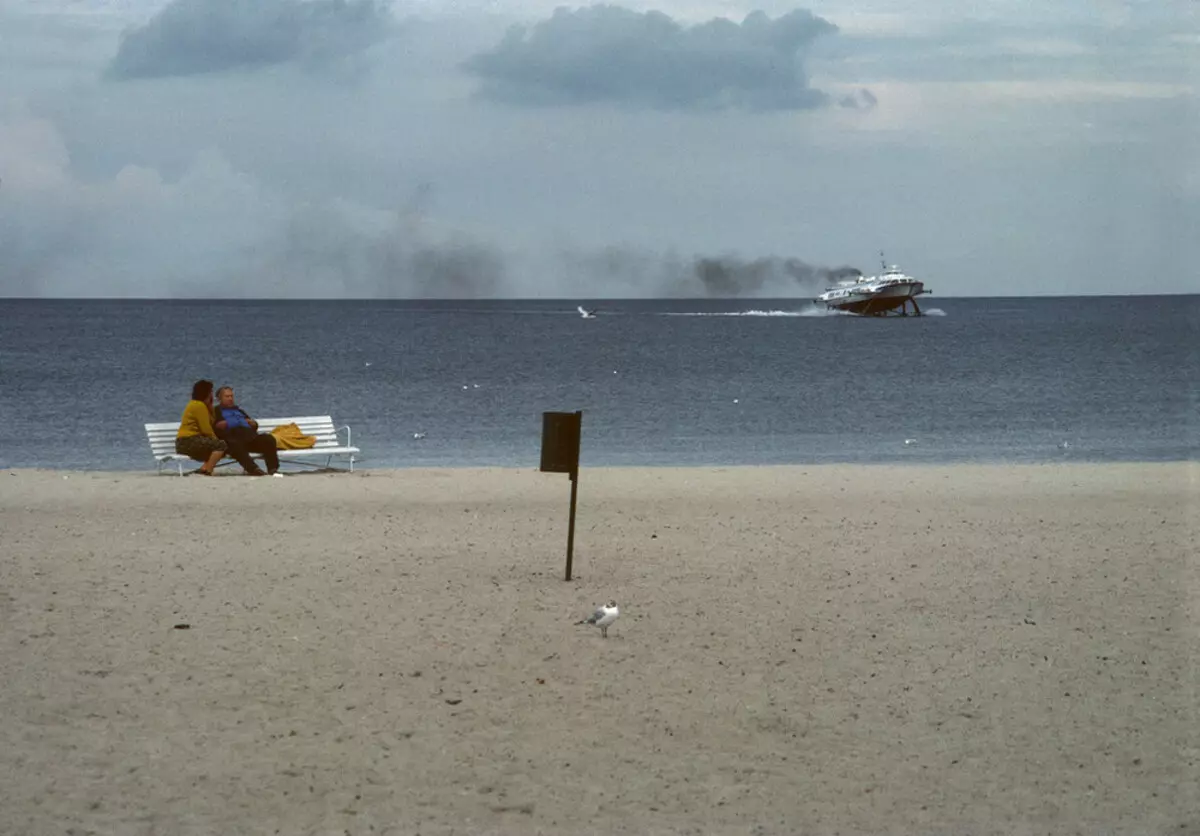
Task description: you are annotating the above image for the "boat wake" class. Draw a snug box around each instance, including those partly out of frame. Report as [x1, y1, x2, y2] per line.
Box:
[663, 308, 848, 317]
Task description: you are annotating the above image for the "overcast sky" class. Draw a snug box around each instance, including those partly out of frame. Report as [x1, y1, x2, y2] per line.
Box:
[1, 0, 1196, 297]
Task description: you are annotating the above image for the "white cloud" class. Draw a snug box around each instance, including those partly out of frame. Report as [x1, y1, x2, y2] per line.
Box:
[0, 106, 286, 294]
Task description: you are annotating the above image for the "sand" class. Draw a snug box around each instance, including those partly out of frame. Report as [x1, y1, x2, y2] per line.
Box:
[0, 463, 1196, 835]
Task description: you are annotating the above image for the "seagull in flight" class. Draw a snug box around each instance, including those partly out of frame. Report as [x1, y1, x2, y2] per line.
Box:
[577, 305, 596, 319]
[577, 600, 619, 638]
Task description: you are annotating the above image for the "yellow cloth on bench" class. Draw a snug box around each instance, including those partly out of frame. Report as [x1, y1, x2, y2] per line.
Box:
[271, 423, 318, 450]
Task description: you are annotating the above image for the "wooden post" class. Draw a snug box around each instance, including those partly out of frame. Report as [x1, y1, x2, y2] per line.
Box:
[565, 466, 579, 581]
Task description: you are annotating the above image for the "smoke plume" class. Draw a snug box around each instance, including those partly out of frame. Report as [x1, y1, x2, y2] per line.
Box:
[0, 107, 859, 298]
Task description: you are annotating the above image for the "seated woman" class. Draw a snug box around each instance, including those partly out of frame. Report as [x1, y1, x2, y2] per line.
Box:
[174, 379, 226, 476]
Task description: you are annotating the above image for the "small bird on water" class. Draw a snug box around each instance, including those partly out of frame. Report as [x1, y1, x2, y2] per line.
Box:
[577, 601, 620, 638]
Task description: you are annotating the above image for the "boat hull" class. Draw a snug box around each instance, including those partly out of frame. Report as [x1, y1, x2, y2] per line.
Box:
[818, 281, 926, 316]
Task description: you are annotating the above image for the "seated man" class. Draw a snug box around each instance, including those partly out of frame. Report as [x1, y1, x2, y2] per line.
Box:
[212, 385, 280, 476]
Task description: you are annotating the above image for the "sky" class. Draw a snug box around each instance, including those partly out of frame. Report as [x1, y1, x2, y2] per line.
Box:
[0, 0, 1196, 297]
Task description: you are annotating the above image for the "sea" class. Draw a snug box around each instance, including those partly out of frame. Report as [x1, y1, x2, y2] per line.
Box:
[0, 296, 1196, 471]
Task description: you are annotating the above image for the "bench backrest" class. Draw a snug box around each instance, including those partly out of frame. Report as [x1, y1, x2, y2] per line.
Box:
[145, 416, 344, 459]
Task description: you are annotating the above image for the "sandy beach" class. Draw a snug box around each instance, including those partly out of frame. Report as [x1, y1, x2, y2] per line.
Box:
[1, 463, 1195, 835]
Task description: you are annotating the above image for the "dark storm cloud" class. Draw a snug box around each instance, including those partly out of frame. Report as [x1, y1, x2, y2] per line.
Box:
[105, 0, 394, 80]
[463, 5, 842, 110]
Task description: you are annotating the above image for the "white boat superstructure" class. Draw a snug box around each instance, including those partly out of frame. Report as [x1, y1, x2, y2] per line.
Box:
[815, 254, 930, 316]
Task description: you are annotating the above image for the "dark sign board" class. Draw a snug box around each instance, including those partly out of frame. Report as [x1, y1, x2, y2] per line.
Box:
[540, 411, 582, 475]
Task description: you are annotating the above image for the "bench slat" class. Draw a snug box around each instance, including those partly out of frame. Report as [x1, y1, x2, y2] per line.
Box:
[147, 433, 342, 446]
[150, 431, 344, 441]
[149, 429, 343, 440]
[155, 447, 358, 460]
[145, 416, 339, 430]
[145, 420, 339, 430]
[149, 441, 350, 453]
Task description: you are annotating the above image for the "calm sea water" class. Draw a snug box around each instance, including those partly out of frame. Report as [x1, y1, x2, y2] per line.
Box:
[0, 296, 1196, 470]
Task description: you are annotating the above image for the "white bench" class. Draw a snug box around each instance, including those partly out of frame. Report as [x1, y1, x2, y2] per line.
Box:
[146, 415, 360, 475]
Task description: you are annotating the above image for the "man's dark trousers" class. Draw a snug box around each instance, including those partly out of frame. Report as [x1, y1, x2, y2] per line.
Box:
[225, 428, 280, 474]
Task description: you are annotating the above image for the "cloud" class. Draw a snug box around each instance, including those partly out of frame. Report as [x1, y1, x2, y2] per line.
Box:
[830, 11, 1198, 89]
[0, 108, 505, 297]
[105, 0, 394, 80]
[463, 5, 844, 110]
[0, 106, 285, 295]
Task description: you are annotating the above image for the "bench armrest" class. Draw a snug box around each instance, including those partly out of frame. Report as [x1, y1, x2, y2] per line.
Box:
[337, 425, 352, 448]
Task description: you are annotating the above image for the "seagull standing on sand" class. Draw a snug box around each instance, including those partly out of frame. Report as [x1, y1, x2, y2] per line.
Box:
[577, 601, 619, 638]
